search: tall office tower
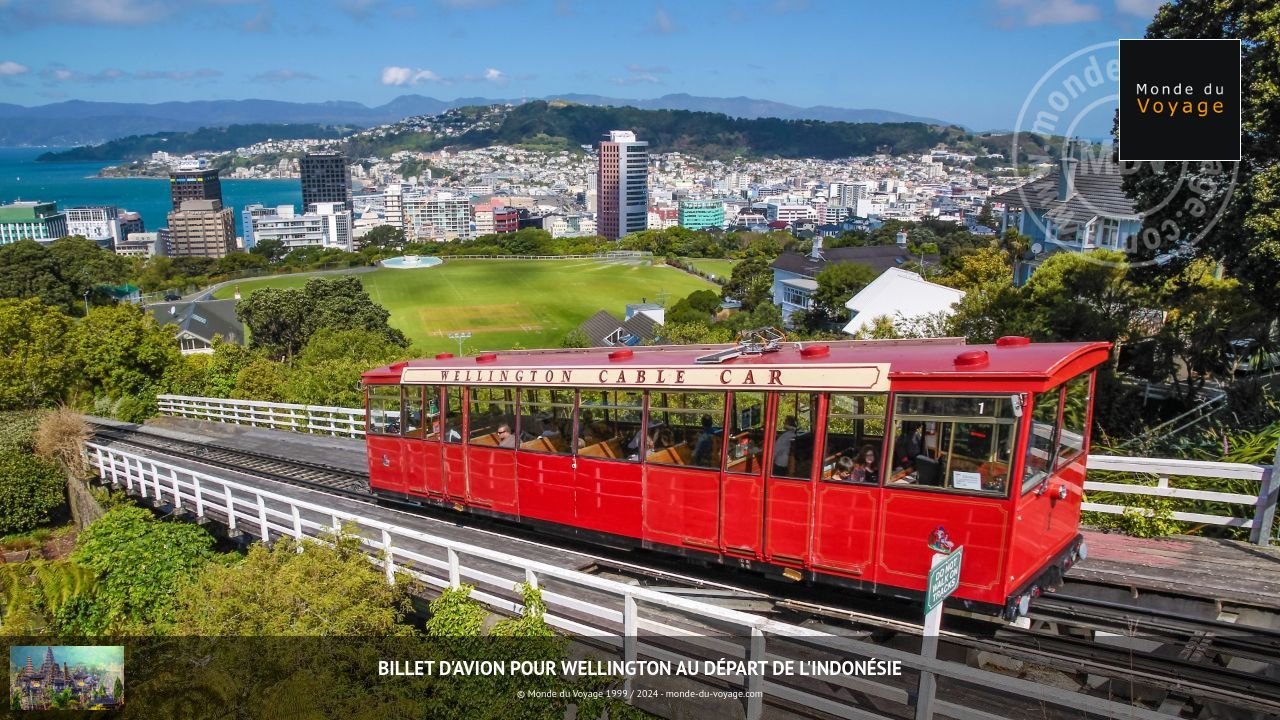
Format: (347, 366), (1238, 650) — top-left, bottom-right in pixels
(169, 168), (222, 211)
(301, 151), (353, 213)
(167, 199), (236, 258)
(597, 130), (648, 240)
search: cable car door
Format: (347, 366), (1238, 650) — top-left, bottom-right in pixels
(763, 392), (820, 568)
(810, 393), (886, 582)
(440, 386), (468, 502)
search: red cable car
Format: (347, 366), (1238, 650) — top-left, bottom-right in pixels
(362, 336), (1109, 619)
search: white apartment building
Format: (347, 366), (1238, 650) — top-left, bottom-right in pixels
(473, 207), (495, 235)
(244, 204), (353, 251)
(65, 206), (122, 245)
(402, 194), (471, 242)
(766, 202), (817, 224)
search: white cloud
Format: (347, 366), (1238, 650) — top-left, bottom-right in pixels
(650, 3), (675, 33)
(1114, 0), (1161, 17)
(483, 67), (506, 84)
(996, 0), (1099, 26)
(381, 66), (445, 86)
(0, 61), (30, 76)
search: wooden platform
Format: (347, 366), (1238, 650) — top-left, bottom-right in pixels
(1073, 530), (1280, 611)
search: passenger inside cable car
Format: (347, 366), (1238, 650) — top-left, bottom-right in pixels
(889, 395), (1016, 495)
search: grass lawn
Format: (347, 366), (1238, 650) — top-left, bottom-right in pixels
(681, 257), (738, 280)
(212, 258), (715, 353)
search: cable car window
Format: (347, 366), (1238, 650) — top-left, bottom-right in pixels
(442, 386), (464, 444)
(890, 394), (1017, 497)
(402, 386), (426, 439)
(367, 385), (401, 435)
(1055, 373), (1091, 470)
(647, 390), (726, 469)
(823, 393), (887, 484)
(469, 386), (518, 449)
(422, 387), (441, 441)
(577, 389), (643, 463)
(772, 392), (819, 480)
(519, 388), (575, 455)
(1022, 389), (1061, 493)
(725, 392), (766, 475)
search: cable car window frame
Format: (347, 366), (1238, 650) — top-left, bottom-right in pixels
(1022, 387), (1063, 494)
(468, 386), (519, 449)
(367, 385), (402, 436)
(402, 385), (427, 439)
(820, 392), (888, 485)
(887, 392), (1020, 499)
(576, 389), (645, 463)
(518, 388), (576, 456)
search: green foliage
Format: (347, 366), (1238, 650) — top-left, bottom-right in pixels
(0, 410), (41, 453)
(232, 358), (289, 402)
(237, 276), (407, 358)
(812, 261), (878, 324)
(202, 342), (259, 398)
(172, 529), (413, 635)
(74, 304), (180, 400)
(0, 299), (78, 410)
(0, 450), (65, 535)
(38, 123), (354, 163)
(48, 236), (132, 298)
(721, 255), (773, 311)
(113, 393), (156, 423)
(1085, 494), (1179, 539)
(361, 224), (406, 249)
(559, 329), (591, 348)
(66, 506), (215, 634)
(0, 240), (77, 314)
(424, 585), (489, 637)
(0, 559), (97, 635)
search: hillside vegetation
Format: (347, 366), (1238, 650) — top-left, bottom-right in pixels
(36, 123), (357, 163)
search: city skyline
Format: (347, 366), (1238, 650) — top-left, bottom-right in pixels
(0, 0), (1160, 135)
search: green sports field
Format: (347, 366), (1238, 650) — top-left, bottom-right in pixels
(681, 257), (738, 280)
(212, 258), (716, 353)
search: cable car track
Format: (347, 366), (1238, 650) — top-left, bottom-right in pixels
(88, 422), (1280, 716)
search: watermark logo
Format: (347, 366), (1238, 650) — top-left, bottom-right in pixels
(1010, 41), (1237, 269)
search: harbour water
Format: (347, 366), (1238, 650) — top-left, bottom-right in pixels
(0, 147), (302, 237)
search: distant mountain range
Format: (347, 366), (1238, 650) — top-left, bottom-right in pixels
(0, 94), (955, 147)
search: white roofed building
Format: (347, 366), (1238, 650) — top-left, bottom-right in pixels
(841, 267), (965, 336)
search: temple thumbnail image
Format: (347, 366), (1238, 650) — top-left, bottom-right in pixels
(10, 646), (123, 711)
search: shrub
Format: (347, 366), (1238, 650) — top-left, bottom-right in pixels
(65, 506), (215, 634)
(0, 411), (40, 453)
(114, 393), (156, 424)
(0, 450), (65, 535)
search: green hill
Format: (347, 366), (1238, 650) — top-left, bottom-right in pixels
(36, 123), (357, 163)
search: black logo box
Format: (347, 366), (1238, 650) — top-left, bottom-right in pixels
(1119, 38), (1241, 162)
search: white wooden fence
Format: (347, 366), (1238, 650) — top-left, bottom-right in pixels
(153, 395), (1279, 545)
(85, 441), (1172, 720)
(157, 395), (365, 438)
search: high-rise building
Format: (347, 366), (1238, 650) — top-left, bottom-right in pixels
(301, 151), (352, 213)
(240, 204), (279, 250)
(678, 200), (725, 231)
(115, 230), (170, 258)
(169, 168), (222, 211)
(0, 201), (67, 244)
(167, 199), (235, 258)
(597, 130), (648, 240)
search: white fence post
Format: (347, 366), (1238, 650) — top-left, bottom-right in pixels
(383, 528), (396, 584)
(224, 484), (237, 532)
(447, 547), (461, 588)
(746, 627), (765, 720)
(623, 594), (637, 696)
(1251, 448), (1280, 546)
(256, 494), (270, 543)
(193, 476), (205, 520)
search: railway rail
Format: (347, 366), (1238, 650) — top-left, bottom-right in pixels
(88, 421), (1280, 718)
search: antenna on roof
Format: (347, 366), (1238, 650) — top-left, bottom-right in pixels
(695, 327), (786, 364)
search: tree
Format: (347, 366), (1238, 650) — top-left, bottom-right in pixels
(559, 329), (590, 348)
(172, 530), (413, 635)
(1021, 250), (1141, 345)
(360, 224), (405, 250)
(214, 252), (268, 276)
(63, 506), (215, 634)
(48, 236), (132, 304)
(1122, 1), (1280, 312)
(936, 246), (1013, 293)
(249, 238), (287, 263)
(0, 240), (75, 313)
(975, 200), (997, 230)
(0, 299), (78, 409)
(73, 305), (180, 401)
(721, 255), (772, 311)
(237, 276), (407, 358)
(812, 262), (878, 324)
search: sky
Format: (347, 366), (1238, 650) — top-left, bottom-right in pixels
(0, 0), (1163, 134)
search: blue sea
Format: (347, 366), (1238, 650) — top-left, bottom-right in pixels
(0, 147), (302, 237)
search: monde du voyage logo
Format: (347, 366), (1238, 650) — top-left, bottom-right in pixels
(1119, 38), (1241, 162)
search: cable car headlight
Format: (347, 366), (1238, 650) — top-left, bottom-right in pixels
(1017, 593), (1031, 617)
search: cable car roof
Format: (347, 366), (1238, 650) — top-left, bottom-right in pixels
(365, 337), (1111, 391)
